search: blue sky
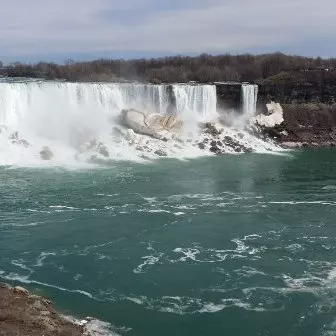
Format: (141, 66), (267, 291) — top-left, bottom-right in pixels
(0, 0), (335, 63)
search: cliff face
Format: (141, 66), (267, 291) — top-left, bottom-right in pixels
(253, 76), (336, 146)
(266, 103), (336, 146)
(215, 83), (242, 111)
(258, 84), (336, 104)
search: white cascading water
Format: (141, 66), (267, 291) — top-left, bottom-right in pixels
(241, 84), (258, 119)
(0, 81), (280, 167)
(172, 84), (218, 136)
(0, 82), (216, 166)
(172, 84), (217, 121)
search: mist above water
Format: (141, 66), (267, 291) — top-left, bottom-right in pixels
(0, 81), (273, 167)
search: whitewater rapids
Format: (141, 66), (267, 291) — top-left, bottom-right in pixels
(0, 81), (280, 167)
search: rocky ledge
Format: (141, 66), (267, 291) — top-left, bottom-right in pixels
(261, 103), (336, 148)
(0, 283), (101, 336)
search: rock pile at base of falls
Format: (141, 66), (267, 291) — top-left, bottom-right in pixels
(9, 132), (30, 148)
(119, 109), (263, 158)
(197, 123), (254, 155)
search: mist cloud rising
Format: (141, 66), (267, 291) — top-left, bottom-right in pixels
(0, 0), (335, 60)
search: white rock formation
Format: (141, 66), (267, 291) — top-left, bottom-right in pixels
(121, 109), (183, 140)
(252, 102), (284, 128)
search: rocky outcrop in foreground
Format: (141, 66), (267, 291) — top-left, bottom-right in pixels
(0, 283), (98, 336)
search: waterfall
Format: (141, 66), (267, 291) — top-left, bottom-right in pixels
(172, 84), (217, 121)
(0, 82), (218, 126)
(0, 82), (172, 125)
(0, 80), (279, 166)
(0, 81), (220, 165)
(241, 84), (258, 118)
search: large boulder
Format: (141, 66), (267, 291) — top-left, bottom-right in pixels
(40, 147), (53, 160)
(121, 109), (183, 140)
(121, 109), (163, 139)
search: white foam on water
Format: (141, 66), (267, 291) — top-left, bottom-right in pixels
(147, 209), (171, 214)
(35, 252), (57, 267)
(264, 201), (336, 205)
(0, 271), (98, 300)
(327, 267), (336, 281)
(124, 294), (276, 315)
(174, 212), (185, 216)
(133, 254), (163, 274)
(65, 315), (124, 336)
(323, 185), (336, 190)
(11, 260), (34, 273)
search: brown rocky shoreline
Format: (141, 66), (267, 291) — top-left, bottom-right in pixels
(262, 103), (336, 148)
(0, 283), (96, 336)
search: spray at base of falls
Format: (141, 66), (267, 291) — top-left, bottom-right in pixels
(0, 81), (282, 167)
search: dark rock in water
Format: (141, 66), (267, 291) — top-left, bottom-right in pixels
(223, 136), (237, 149)
(210, 140), (217, 147)
(40, 147), (53, 160)
(9, 132), (30, 147)
(204, 123), (222, 136)
(203, 138), (209, 144)
(217, 141), (223, 147)
(224, 136), (233, 143)
(154, 149), (168, 157)
(210, 146), (220, 154)
(245, 148), (253, 153)
(18, 139), (30, 148)
(198, 143), (205, 150)
(10, 131), (19, 140)
(234, 147), (242, 153)
(264, 127), (282, 138)
(97, 143), (109, 158)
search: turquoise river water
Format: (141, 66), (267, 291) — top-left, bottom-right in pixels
(1, 150), (336, 335)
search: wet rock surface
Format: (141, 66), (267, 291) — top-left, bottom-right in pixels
(197, 123), (255, 155)
(0, 283), (83, 336)
(154, 149), (168, 157)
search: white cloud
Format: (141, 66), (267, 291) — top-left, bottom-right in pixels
(0, 0), (335, 58)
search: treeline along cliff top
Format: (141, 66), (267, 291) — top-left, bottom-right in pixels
(1, 52), (336, 86)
